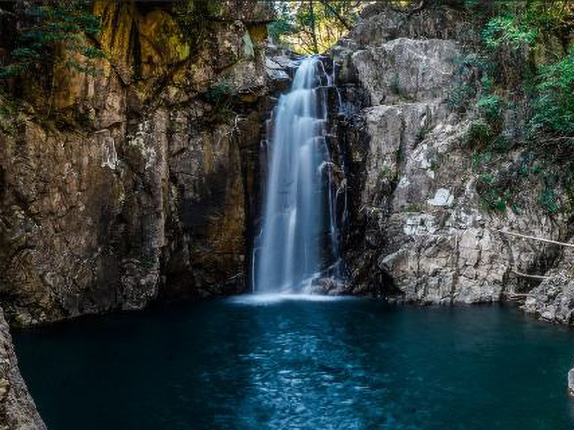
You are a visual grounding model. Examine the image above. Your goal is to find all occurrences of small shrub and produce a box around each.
[476,94,504,124]
[529,49,574,136]
[467,120,493,149]
[482,15,537,51]
[205,81,233,106]
[538,189,560,213]
[495,198,507,212]
[538,173,561,213]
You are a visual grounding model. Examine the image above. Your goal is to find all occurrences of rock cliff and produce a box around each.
[2,1,567,322]
[0,310,45,429]
[331,5,572,306]
[0,0,272,326]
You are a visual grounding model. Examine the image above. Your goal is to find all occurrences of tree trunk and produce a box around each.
[319,0,352,31]
[308,0,319,54]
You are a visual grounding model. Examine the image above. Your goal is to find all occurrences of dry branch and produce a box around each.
[497,230,574,249]
[511,270,550,280]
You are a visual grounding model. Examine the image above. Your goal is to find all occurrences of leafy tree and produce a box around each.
[268,0,360,54]
[0,0,104,80]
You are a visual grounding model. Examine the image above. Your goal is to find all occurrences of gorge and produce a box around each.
[1,0,574,428]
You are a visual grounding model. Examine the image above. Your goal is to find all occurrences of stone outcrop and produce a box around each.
[524,247,574,325]
[0,309,45,430]
[332,4,569,304]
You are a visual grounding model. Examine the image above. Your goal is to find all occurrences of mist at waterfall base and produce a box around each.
[14,300,574,429]
[253,56,342,294]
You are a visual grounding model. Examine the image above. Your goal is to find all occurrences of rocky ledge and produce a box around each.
[0,310,45,430]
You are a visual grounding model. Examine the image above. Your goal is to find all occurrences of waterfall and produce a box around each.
[253,56,341,294]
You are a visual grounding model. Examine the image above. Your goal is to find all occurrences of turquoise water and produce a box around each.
[13,297,574,429]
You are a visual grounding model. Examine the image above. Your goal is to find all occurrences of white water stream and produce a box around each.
[253,57,340,293]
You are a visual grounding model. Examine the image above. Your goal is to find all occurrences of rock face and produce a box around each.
[332,5,570,304]
[0,309,45,430]
[0,0,273,326]
[0,1,571,318]
[524,248,574,325]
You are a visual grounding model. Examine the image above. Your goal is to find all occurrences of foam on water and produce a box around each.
[227,293,353,305]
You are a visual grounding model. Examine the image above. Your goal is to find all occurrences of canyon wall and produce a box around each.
[2,1,572,325]
[0,0,273,326]
[331,4,574,309]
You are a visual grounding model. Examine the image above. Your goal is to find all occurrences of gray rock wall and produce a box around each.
[332,5,569,304]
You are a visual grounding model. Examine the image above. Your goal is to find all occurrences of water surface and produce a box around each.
[13,297,574,429]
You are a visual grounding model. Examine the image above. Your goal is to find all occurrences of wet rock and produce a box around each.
[568,368,574,396]
[307,278,348,296]
[0,308,45,429]
[523,249,574,325]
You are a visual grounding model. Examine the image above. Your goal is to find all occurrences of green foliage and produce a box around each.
[538,172,561,213]
[474,161,523,214]
[203,80,237,122]
[173,1,222,47]
[476,171,510,213]
[538,188,560,213]
[491,134,510,152]
[472,150,492,171]
[267,1,359,54]
[0,0,104,80]
[268,2,296,43]
[476,94,504,124]
[461,1,574,213]
[529,49,574,136]
[449,82,474,111]
[467,120,494,149]
[482,15,537,50]
[205,81,233,106]
[449,53,493,112]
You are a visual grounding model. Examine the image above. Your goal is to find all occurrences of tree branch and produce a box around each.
[318,0,352,31]
[511,270,550,280]
[498,230,574,248]
[308,0,319,54]
[407,0,427,17]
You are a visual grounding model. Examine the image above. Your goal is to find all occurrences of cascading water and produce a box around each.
[253,56,342,294]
